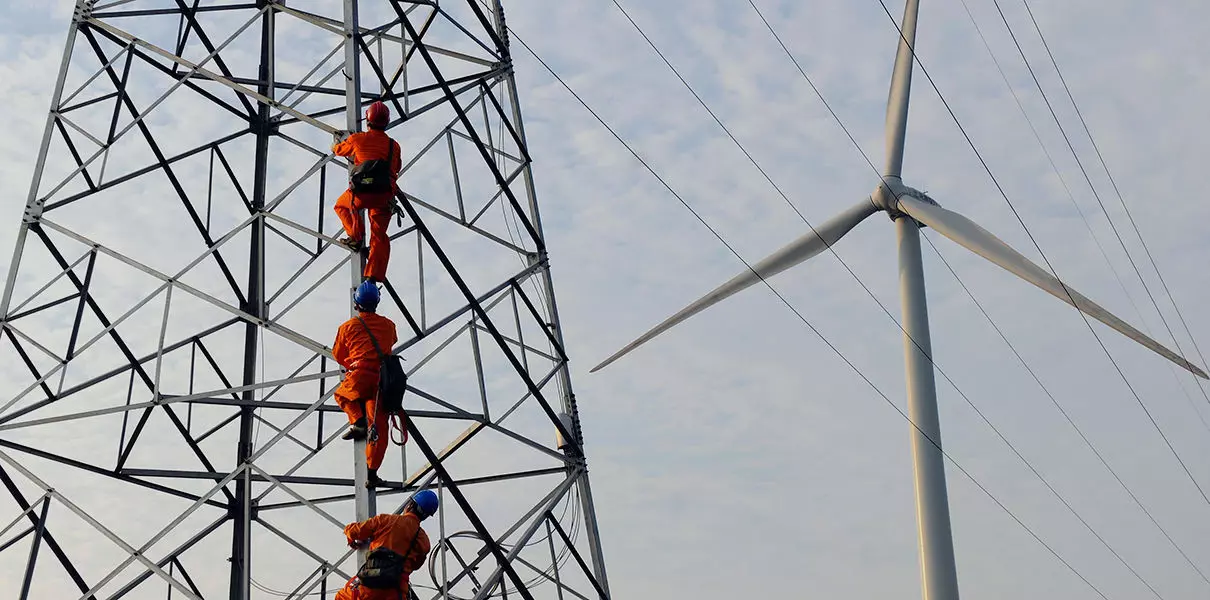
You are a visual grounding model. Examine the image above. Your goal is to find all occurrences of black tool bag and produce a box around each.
[349,141,395,194]
[357,525,422,590]
[358,547,406,589]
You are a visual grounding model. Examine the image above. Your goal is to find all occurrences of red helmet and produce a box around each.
[365,101,390,129]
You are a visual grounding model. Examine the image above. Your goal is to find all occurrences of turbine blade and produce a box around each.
[591,199,878,373]
[897,194,1208,379]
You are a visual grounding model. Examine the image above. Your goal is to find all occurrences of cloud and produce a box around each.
[2,1,1210,599]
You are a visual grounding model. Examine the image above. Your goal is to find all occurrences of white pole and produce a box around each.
[897,218,960,600]
[883,1,960,598]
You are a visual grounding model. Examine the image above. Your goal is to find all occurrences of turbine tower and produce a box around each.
[592,1,1206,599]
[0,1,609,599]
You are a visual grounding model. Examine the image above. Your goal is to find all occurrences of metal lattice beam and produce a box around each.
[0,1,609,598]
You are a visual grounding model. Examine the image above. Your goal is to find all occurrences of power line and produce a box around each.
[983,0,1210,436]
[609,0,1176,590]
[1018,0,1210,392]
[952,0,1144,338]
[503,18,1110,600]
[955,0,1210,441]
[738,1,1182,592]
[948,1,1210,585]
[653,0,1200,590]
[743,1,882,176]
[984,0,1178,354]
[607,1,1172,594]
[923,230,1210,588]
[248,575,325,597]
[428,489,581,598]
[607,0,844,229]
[871,0,1210,513]
[492,2,1207,595]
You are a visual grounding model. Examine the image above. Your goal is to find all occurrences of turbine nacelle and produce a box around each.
[873,178,939,220]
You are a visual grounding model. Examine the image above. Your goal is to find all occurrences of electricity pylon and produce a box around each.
[0,2,609,599]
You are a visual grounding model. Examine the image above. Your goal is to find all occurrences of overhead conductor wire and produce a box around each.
[1018,0,1210,392]
[983,0,1210,431]
[983,0,1205,391]
[503,9,1110,599]
[609,0,1189,596]
[949,0,1210,585]
[868,0,1210,523]
[954,0,1210,439]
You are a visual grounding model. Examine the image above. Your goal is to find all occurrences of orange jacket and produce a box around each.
[333,312,398,372]
[345,512,431,575]
[333,130,402,191]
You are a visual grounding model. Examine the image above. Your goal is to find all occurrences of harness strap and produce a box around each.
[355,316,388,363]
[355,316,407,446]
[396,520,423,597]
[355,316,389,441]
[390,412,409,445]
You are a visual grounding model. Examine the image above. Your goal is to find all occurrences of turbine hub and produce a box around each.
[873,178,938,221]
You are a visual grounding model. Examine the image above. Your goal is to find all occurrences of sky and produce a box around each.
[2,1,1210,599]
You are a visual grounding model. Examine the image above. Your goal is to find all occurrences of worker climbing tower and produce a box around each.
[0,1,610,599]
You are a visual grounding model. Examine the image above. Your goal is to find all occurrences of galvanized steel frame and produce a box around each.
[0,1,609,598]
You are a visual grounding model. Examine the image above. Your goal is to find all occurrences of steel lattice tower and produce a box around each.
[0,1,610,599]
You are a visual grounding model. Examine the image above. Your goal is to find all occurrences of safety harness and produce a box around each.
[349,139,396,194]
[356,519,423,598]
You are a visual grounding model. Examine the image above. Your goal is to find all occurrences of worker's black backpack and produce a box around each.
[356,316,410,445]
[357,548,405,589]
[377,353,407,414]
[349,141,395,194]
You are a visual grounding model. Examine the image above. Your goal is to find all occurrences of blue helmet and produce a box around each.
[412,490,439,518]
[353,280,380,311]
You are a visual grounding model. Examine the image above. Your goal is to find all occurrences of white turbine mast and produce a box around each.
[591,1,1207,599]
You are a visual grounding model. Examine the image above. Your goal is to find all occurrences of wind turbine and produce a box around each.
[590,1,1208,598]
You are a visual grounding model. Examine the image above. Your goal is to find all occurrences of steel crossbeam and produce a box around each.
[0,2,609,598]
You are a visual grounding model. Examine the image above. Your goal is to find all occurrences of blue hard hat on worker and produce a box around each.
[410,490,439,519]
[353,280,380,311]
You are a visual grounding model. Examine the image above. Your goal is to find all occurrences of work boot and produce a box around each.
[366,469,387,489]
[341,417,368,441]
[337,236,363,251]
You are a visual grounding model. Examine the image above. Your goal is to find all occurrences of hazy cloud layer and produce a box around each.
[2,1,1209,598]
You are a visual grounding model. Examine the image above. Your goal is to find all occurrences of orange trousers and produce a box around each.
[334,369,389,470]
[334,577,409,600]
[335,189,392,282]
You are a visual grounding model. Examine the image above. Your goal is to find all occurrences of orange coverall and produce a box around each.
[333,130,403,282]
[335,512,432,600]
[333,311,399,470]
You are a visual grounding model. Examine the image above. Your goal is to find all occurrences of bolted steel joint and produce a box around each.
[23,196,47,224]
[555,412,578,452]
